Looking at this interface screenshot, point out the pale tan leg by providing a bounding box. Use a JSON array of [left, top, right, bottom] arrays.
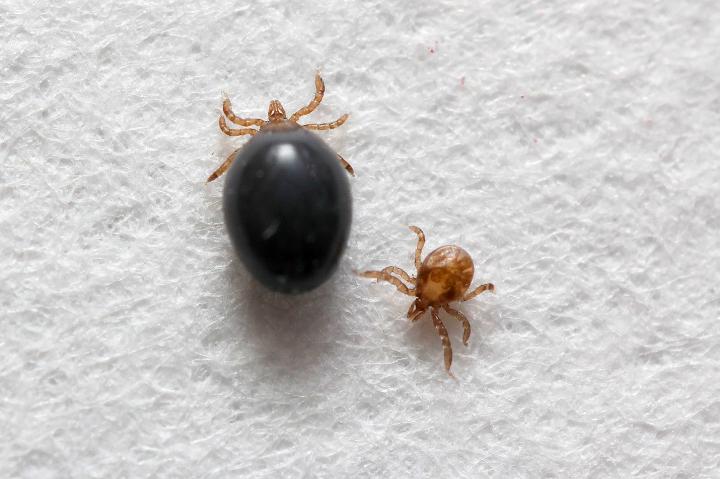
[[381, 266, 415, 285], [222, 94, 265, 127], [431, 307, 454, 377], [290, 72, 325, 122], [219, 116, 259, 137], [443, 305, 471, 346], [207, 147, 244, 183], [408, 226, 425, 270], [462, 283, 495, 302], [303, 114, 349, 131], [358, 270, 414, 296], [336, 153, 355, 176]]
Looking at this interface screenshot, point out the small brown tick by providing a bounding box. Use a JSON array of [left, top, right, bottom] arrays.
[[207, 71, 353, 182], [359, 226, 495, 376]]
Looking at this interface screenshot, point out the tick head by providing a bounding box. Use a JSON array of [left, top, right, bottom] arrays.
[[407, 297, 428, 321], [268, 100, 287, 122]]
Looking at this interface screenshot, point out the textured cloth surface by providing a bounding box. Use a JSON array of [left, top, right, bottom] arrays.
[[2, 1, 720, 477]]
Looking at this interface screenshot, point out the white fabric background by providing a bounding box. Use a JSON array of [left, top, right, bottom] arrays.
[[2, 0, 719, 477]]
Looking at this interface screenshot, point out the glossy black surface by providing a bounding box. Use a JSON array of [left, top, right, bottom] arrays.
[[223, 126, 352, 294]]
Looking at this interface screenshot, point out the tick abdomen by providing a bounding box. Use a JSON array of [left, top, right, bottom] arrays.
[[416, 245, 474, 305], [223, 126, 352, 293]]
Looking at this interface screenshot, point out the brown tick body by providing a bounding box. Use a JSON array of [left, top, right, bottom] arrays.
[[207, 72, 352, 182], [360, 226, 494, 376]]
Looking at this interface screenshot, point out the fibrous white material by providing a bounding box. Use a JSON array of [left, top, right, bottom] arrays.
[[2, 0, 719, 477]]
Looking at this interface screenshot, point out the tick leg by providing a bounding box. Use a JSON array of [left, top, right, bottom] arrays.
[[442, 305, 471, 346], [382, 266, 415, 285], [431, 307, 454, 377], [207, 146, 243, 183], [290, 71, 325, 122], [337, 153, 355, 176], [409, 226, 425, 271], [219, 116, 259, 137], [222, 94, 265, 127], [358, 270, 415, 296], [302, 113, 349, 131], [462, 283, 495, 302]]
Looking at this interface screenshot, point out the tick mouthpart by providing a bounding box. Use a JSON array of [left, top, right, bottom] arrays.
[[268, 100, 287, 122]]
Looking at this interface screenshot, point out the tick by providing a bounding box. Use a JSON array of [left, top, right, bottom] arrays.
[[209, 73, 353, 294], [359, 226, 495, 376]]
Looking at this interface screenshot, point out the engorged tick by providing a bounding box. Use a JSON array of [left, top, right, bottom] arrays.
[[210, 73, 352, 294], [359, 226, 495, 376]]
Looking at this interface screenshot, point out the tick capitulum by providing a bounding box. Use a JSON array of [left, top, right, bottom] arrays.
[[359, 226, 495, 376], [212, 73, 352, 294]]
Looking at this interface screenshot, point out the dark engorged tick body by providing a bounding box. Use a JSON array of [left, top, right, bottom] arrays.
[[208, 73, 353, 294], [223, 125, 351, 293]]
